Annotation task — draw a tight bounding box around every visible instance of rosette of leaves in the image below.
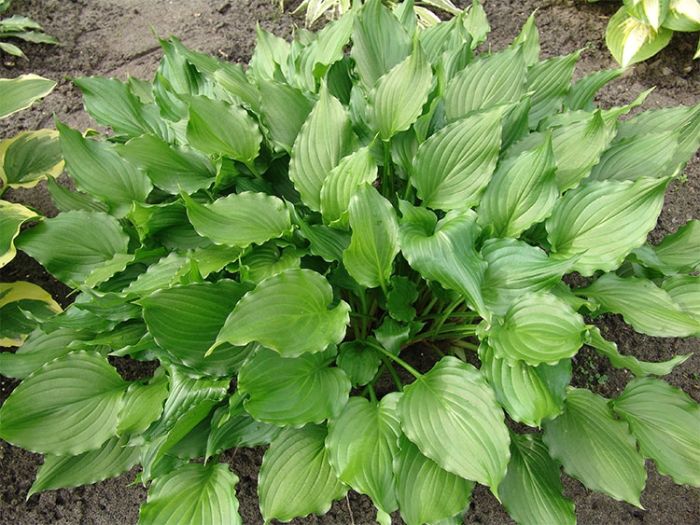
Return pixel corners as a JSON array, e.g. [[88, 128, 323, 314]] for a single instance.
[[1, 1, 699, 524], [593, 0, 700, 65], [0, 0, 57, 59]]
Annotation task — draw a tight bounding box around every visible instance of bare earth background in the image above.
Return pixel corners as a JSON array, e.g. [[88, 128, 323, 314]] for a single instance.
[[0, 0, 699, 523]]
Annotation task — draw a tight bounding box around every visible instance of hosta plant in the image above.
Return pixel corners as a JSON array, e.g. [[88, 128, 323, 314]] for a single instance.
[[1, 1, 699, 523], [594, 0, 700, 65], [0, 0, 57, 59]]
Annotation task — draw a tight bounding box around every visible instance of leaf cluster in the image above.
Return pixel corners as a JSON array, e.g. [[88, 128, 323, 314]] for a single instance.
[[0, 0, 57, 59]]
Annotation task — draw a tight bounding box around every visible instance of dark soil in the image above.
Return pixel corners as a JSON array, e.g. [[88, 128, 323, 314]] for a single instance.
[[1, 0, 699, 523]]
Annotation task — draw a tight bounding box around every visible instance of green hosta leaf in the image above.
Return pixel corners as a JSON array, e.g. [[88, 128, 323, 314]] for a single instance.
[[46, 177, 109, 213], [499, 433, 575, 525], [606, 7, 673, 66], [486, 293, 586, 366], [546, 177, 669, 276], [512, 13, 540, 66], [0, 351, 127, 455], [289, 83, 355, 211], [580, 274, 700, 337], [238, 346, 350, 426], [394, 434, 474, 525], [411, 106, 503, 211], [463, 0, 490, 47], [83, 253, 137, 288], [0, 327, 86, 378], [240, 243, 301, 284], [327, 394, 402, 515], [16, 210, 130, 285], [186, 96, 262, 166], [386, 275, 419, 322], [29, 436, 139, 497], [182, 192, 291, 248], [320, 146, 378, 226], [56, 121, 152, 217], [129, 201, 206, 251], [116, 373, 169, 436], [258, 79, 313, 152], [214, 269, 350, 357], [444, 46, 526, 121], [123, 253, 191, 296], [0, 200, 39, 267], [351, 0, 411, 88], [141, 280, 253, 376], [398, 356, 510, 490], [0, 41, 24, 57], [139, 463, 242, 525], [480, 238, 577, 316], [612, 377, 700, 487], [543, 388, 646, 506], [259, 425, 347, 523], [480, 344, 571, 427], [632, 220, 700, 275], [526, 50, 580, 126], [478, 135, 557, 238], [336, 341, 381, 387], [249, 25, 289, 81], [343, 185, 399, 290], [297, 221, 350, 262], [586, 326, 691, 377], [368, 43, 432, 140], [0, 282, 61, 347], [399, 204, 488, 319], [0, 74, 55, 118], [118, 134, 215, 194], [0, 129, 63, 189], [663, 275, 700, 319], [566, 68, 624, 111], [73, 77, 166, 139]]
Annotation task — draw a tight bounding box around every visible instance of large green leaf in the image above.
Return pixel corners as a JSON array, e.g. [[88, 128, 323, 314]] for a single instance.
[[566, 68, 624, 111], [0, 352, 127, 455], [0, 129, 63, 189], [351, 0, 411, 88], [368, 43, 433, 140], [238, 346, 350, 426], [543, 388, 646, 506], [343, 185, 399, 290], [478, 135, 557, 238], [586, 326, 691, 377], [612, 377, 700, 487], [411, 107, 503, 211], [580, 274, 700, 337], [632, 220, 700, 275], [663, 275, 700, 319], [0, 200, 39, 267], [214, 269, 349, 357], [480, 238, 577, 316], [288, 83, 356, 211], [546, 177, 669, 276], [182, 192, 291, 248], [118, 134, 215, 194], [16, 210, 130, 285], [399, 203, 488, 319], [394, 434, 474, 525], [463, 0, 490, 46], [511, 12, 540, 66], [258, 425, 347, 523], [320, 145, 378, 226], [141, 280, 253, 376], [499, 433, 575, 525], [56, 121, 152, 217], [486, 293, 586, 366], [526, 50, 580, 126], [326, 395, 401, 516], [336, 341, 381, 387], [186, 95, 262, 166], [444, 46, 526, 121], [398, 356, 510, 490], [240, 243, 302, 284], [29, 437, 139, 497], [0, 74, 55, 118], [116, 373, 169, 436], [139, 463, 241, 525], [258, 79, 313, 152], [480, 344, 571, 427], [606, 7, 673, 67]]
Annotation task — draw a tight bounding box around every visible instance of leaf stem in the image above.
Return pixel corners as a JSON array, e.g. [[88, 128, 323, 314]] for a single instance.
[[382, 140, 394, 198], [368, 384, 377, 403], [431, 299, 464, 336], [380, 355, 403, 390], [367, 340, 421, 379]]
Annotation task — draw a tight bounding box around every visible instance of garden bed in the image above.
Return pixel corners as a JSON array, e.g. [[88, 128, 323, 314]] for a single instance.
[[0, 0, 698, 523]]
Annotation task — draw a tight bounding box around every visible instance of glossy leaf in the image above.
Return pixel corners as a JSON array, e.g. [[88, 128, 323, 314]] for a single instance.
[[0, 129, 63, 188], [632, 220, 700, 275], [0, 74, 56, 118], [258, 79, 313, 152], [214, 269, 350, 357], [566, 68, 624, 111], [612, 377, 700, 487], [499, 433, 575, 525], [546, 177, 669, 276], [258, 425, 346, 523], [0, 352, 127, 455], [116, 373, 170, 436], [543, 388, 646, 506], [398, 356, 510, 490], [0, 200, 39, 267], [336, 341, 381, 387], [526, 50, 580, 126]]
